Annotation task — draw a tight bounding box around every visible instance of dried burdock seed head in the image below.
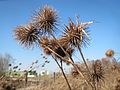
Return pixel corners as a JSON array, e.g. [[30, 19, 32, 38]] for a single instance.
[[53, 41, 74, 58], [39, 36, 74, 63], [66, 47, 74, 57], [92, 60, 104, 82], [54, 46, 66, 57], [105, 49, 114, 57], [53, 46, 74, 64], [39, 36, 49, 47], [33, 5, 58, 35], [62, 18, 92, 47], [56, 37, 74, 58], [58, 37, 70, 47], [55, 46, 74, 57], [14, 23, 39, 48], [39, 36, 55, 55]]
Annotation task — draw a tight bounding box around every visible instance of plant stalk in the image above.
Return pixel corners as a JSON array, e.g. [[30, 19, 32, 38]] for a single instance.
[[52, 55, 72, 90], [78, 46, 91, 76]]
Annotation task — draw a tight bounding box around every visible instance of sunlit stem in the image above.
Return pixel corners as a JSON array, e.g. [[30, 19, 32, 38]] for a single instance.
[[70, 61, 94, 88], [50, 33, 75, 64], [78, 45, 91, 75], [52, 55, 72, 90], [45, 45, 93, 88], [40, 33, 93, 88]]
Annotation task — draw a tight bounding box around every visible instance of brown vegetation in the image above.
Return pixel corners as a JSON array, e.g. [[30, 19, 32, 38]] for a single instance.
[[0, 59, 120, 90], [12, 4, 120, 90]]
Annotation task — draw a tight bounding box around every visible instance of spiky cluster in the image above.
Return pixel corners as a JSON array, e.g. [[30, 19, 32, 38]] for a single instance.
[[62, 19, 91, 47], [39, 36, 74, 63], [14, 24, 39, 48], [14, 5, 93, 80], [39, 36, 57, 55], [14, 5, 58, 48], [105, 49, 114, 57], [33, 5, 58, 35], [92, 60, 104, 82]]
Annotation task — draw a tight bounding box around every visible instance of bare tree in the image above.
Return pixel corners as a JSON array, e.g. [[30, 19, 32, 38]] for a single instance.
[[0, 54, 13, 76]]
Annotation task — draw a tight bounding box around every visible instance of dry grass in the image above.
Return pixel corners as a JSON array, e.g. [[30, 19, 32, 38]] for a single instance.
[[1, 60, 120, 90], [17, 75, 87, 90]]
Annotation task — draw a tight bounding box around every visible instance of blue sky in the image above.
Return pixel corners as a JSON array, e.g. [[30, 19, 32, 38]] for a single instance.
[[0, 0, 120, 73]]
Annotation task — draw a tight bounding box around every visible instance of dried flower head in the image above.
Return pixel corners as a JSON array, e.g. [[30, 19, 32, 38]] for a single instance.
[[39, 36, 56, 55], [33, 5, 58, 35], [14, 24, 39, 48], [105, 49, 114, 57], [39, 36, 74, 63], [62, 18, 92, 47], [92, 60, 104, 82]]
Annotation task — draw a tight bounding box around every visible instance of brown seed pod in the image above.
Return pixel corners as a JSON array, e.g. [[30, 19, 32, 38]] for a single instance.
[[14, 24, 39, 48], [33, 5, 58, 35], [39, 36, 74, 63], [92, 60, 104, 82], [105, 49, 114, 57], [62, 18, 91, 47]]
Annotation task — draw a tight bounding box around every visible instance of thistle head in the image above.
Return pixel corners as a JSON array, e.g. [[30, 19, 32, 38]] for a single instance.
[[92, 60, 104, 82], [62, 18, 91, 47], [39, 36, 51, 55], [39, 36, 74, 64], [105, 49, 114, 57], [33, 5, 58, 35], [39, 36, 57, 55], [14, 24, 39, 48]]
